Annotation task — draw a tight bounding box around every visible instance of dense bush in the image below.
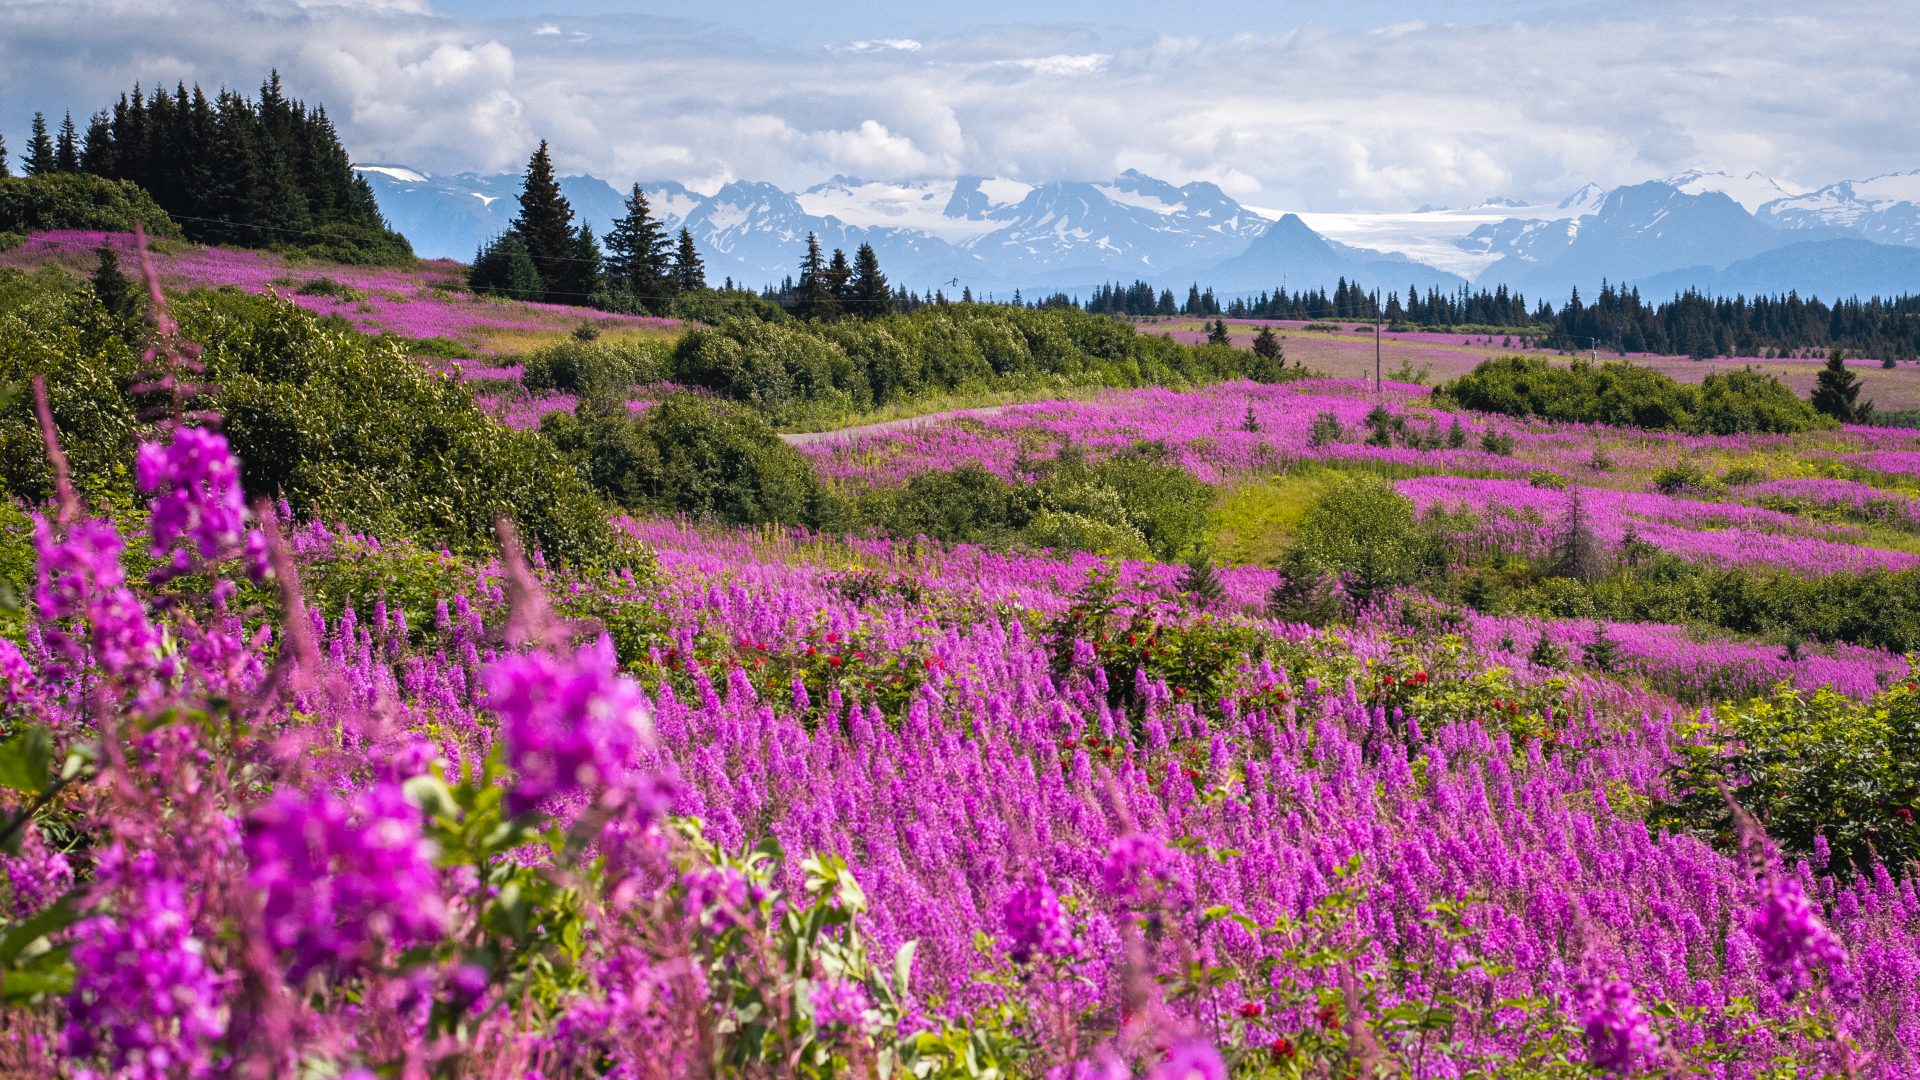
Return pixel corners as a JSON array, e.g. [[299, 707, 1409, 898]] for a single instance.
[[1284, 474, 1431, 604], [1437, 355, 1832, 435], [670, 304, 1287, 425], [1656, 680, 1920, 876], [518, 337, 672, 398], [0, 174, 182, 238], [543, 395, 837, 527], [1446, 549, 1920, 653], [0, 271, 613, 563], [853, 445, 1213, 561]]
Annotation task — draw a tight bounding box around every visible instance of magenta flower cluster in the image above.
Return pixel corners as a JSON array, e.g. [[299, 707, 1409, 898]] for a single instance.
[[63, 852, 228, 1080], [481, 637, 653, 817], [1581, 978, 1657, 1074], [242, 783, 446, 982], [135, 427, 264, 583]]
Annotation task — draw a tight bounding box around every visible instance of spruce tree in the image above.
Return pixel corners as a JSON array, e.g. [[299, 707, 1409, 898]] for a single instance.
[[1207, 318, 1231, 347], [0, 133, 9, 178], [1811, 349, 1873, 423], [470, 233, 544, 301], [849, 242, 889, 318], [90, 244, 139, 320], [509, 141, 579, 303], [80, 111, 113, 174], [1251, 325, 1283, 362], [825, 248, 853, 306], [567, 223, 605, 300], [794, 232, 837, 320], [672, 227, 706, 292], [53, 112, 80, 172], [604, 183, 672, 307], [23, 112, 54, 175], [1551, 487, 1605, 583], [1179, 553, 1225, 609]]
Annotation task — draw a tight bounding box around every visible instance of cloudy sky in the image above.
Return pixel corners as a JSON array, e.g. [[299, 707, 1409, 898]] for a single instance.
[[0, 0, 1912, 210]]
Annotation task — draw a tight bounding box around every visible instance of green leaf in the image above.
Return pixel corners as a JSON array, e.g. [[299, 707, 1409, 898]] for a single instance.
[[0, 948, 75, 1002], [0, 725, 53, 795], [0, 891, 82, 968], [893, 940, 917, 999]]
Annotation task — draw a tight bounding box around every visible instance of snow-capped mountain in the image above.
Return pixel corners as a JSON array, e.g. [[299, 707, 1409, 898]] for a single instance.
[[1202, 213, 1465, 293], [1757, 170, 1920, 247], [359, 162, 1920, 301], [1663, 169, 1805, 213], [1474, 182, 1792, 297]]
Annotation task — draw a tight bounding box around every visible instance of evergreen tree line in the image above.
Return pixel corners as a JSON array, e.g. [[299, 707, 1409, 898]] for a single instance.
[[8, 72, 410, 263], [473, 142, 909, 321], [1054, 273, 1920, 362], [1549, 282, 1920, 362], [472, 142, 709, 311]]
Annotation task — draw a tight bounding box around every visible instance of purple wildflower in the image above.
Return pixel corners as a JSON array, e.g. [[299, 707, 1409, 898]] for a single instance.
[[1581, 978, 1657, 1074], [1148, 1040, 1227, 1080], [1003, 878, 1076, 963], [136, 427, 255, 582], [1101, 832, 1171, 903], [243, 782, 445, 982], [64, 853, 227, 1079], [809, 977, 874, 1032], [1, 822, 73, 919], [33, 516, 157, 678], [482, 638, 652, 817], [1750, 873, 1854, 1000]]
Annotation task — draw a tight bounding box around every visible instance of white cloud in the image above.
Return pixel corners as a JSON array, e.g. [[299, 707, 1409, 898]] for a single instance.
[[0, 0, 1914, 210], [836, 38, 921, 54], [1000, 52, 1109, 77], [532, 23, 560, 36]]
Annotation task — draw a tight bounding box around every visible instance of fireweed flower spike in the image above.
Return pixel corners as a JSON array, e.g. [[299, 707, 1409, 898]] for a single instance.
[[481, 636, 654, 818], [242, 782, 446, 983], [1581, 978, 1658, 1074]]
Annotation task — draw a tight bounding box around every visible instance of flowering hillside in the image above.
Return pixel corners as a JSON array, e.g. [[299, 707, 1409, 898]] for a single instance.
[[802, 379, 1920, 576], [3, 239, 1919, 1079], [2, 403, 1913, 1075], [0, 230, 683, 356]]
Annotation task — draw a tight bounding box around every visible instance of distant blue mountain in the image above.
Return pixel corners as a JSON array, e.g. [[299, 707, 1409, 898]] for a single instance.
[[357, 164, 1920, 300]]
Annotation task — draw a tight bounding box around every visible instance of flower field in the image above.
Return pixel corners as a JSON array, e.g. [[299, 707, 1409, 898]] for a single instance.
[[3, 423, 1915, 1074], [1149, 319, 1920, 413], [0, 230, 684, 356], [802, 379, 1920, 575], [5, 237, 1920, 1078]]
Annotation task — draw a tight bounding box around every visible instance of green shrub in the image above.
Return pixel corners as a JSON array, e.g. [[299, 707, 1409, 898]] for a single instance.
[[1656, 680, 1920, 876], [544, 394, 836, 528], [0, 272, 614, 564], [852, 445, 1212, 562], [1436, 355, 1831, 435], [0, 174, 182, 238], [520, 338, 671, 399], [1288, 475, 1425, 603], [669, 305, 1303, 426]]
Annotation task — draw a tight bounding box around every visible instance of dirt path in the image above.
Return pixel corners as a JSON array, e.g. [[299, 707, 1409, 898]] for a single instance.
[[778, 405, 1010, 446]]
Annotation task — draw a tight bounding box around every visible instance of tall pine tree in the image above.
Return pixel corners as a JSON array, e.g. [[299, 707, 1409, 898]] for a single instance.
[[672, 227, 706, 292], [567, 223, 604, 300], [793, 232, 837, 320], [0, 133, 9, 178], [849, 243, 889, 318], [23, 112, 54, 175], [1811, 349, 1873, 423], [53, 112, 80, 172], [825, 248, 853, 306], [604, 183, 672, 308], [510, 141, 579, 303]]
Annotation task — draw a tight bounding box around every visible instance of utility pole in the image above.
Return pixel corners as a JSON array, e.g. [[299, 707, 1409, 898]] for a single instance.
[[1375, 317, 1383, 394]]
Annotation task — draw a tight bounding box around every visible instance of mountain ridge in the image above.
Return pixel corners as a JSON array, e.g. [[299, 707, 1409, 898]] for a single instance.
[[356, 163, 1920, 301]]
